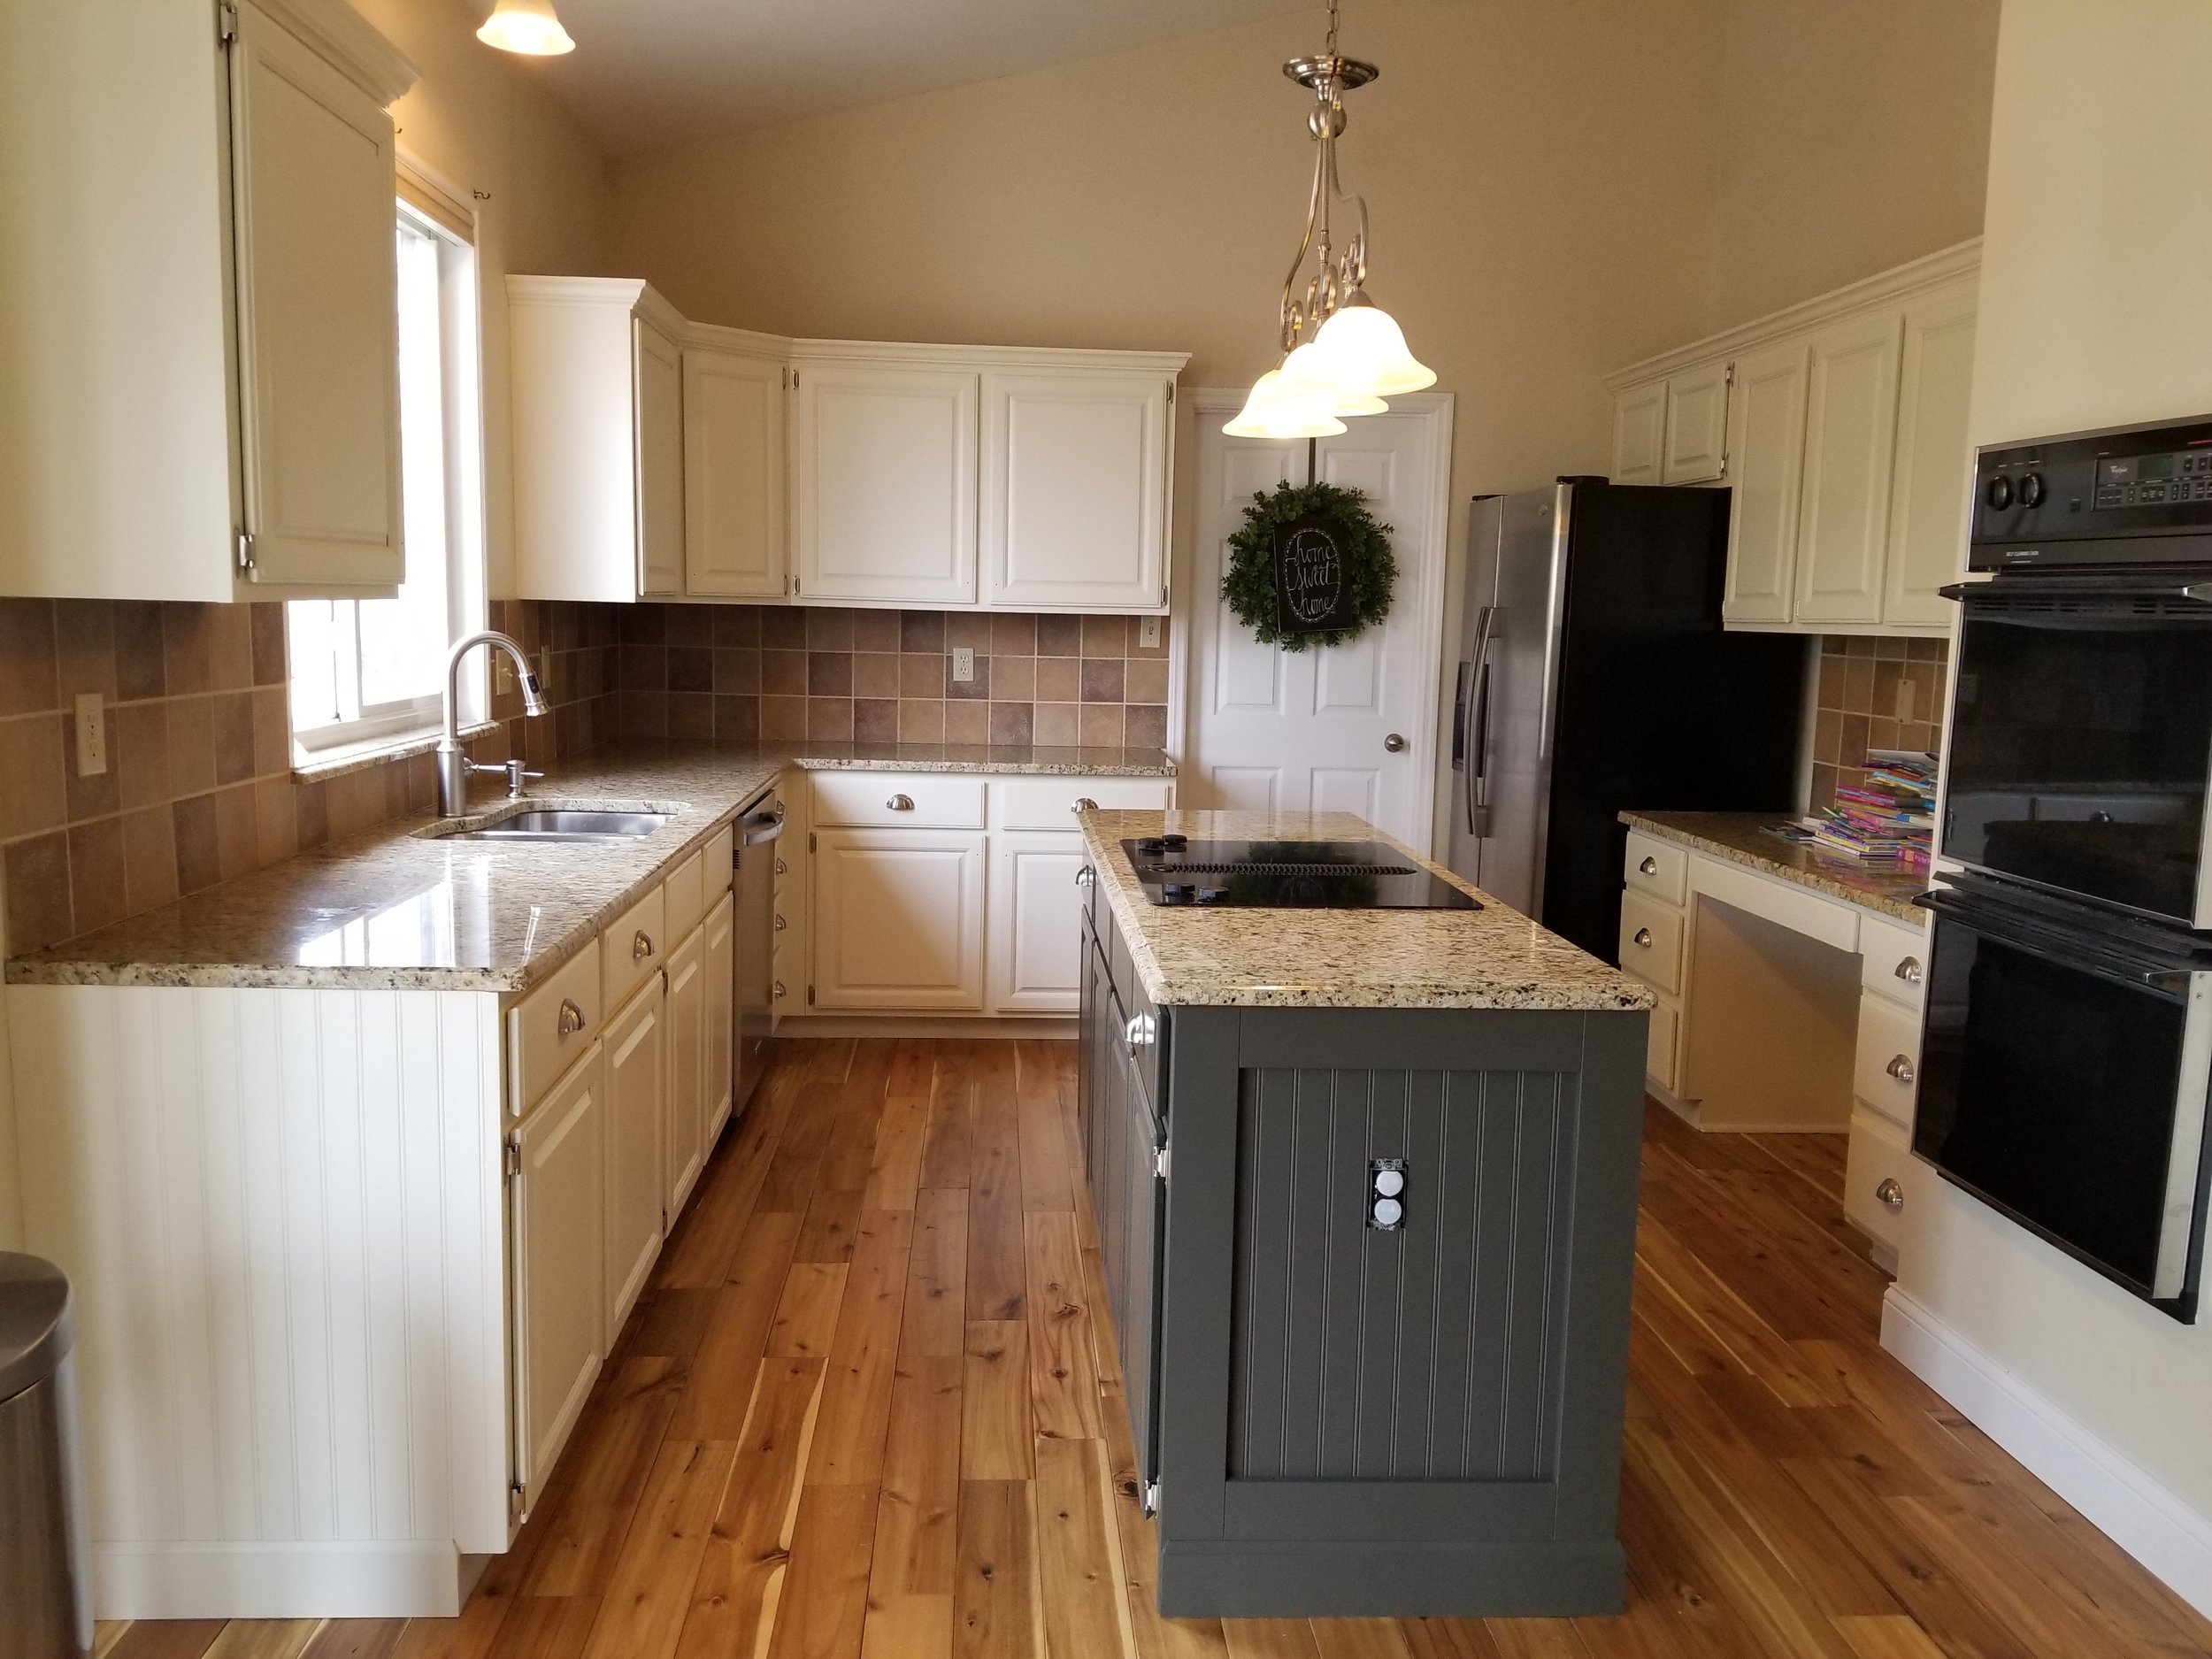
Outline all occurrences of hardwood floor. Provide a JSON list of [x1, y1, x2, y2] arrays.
[[100, 1038, 2212, 1659]]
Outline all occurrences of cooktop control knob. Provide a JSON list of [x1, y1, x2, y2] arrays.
[[1162, 833, 1189, 850], [1162, 882, 1190, 901], [1137, 837, 1167, 856], [1985, 473, 2014, 511], [1194, 886, 1226, 904], [2019, 471, 2047, 508]]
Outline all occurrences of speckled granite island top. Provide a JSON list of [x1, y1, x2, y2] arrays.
[[10, 741, 1173, 992], [1079, 809, 1653, 1011], [1619, 810, 1928, 924]]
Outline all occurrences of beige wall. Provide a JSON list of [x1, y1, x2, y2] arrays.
[[1897, 0, 2212, 1600], [1701, 0, 2000, 334]]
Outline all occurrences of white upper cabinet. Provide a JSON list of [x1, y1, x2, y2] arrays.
[[1608, 242, 1978, 637], [793, 359, 981, 605], [0, 0, 416, 601], [509, 278, 693, 603], [984, 372, 1172, 611], [685, 335, 789, 598]]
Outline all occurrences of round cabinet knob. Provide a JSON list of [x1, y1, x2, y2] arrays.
[[1639, 856, 1659, 876], [1373, 1168, 1406, 1198], [1985, 473, 2014, 511], [1383, 733, 1407, 753], [1072, 797, 1098, 814], [1895, 956, 1924, 985], [1372, 1197, 1404, 1228], [1886, 1054, 1916, 1085], [557, 998, 587, 1037], [887, 794, 915, 811], [1876, 1177, 1905, 1211], [1633, 927, 1655, 948], [633, 930, 656, 962], [2019, 471, 2047, 508]]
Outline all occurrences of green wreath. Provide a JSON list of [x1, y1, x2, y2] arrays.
[[1222, 479, 1397, 652]]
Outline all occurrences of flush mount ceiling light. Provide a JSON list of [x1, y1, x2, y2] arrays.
[[478, 0, 575, 56], [1225, 0, 1434, 439]]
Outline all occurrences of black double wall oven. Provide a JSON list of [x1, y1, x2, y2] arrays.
[[1922, 415, 2212, 1320]]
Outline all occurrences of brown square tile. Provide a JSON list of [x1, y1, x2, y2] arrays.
[[0, 713, 66, 839], [762, 649, 808, 696], [669, 692, 716, 740], [947, 657, 990, 701], [1080, 616, 1127, 658], [164, 604, 212, 695], [808, 651, 853, 696], [945, 611, 991, 651], [1035, 615, 1082, 657], [619, 690, 668, 739], [989, 614, 1037, 657], [1871, 661, 1905, 721], [296, 780, 328, 849], [714, 695, 760, 744], [1125, 658, 1169, 704], [1079, 660, 1125, 703], [853, 698, 900, 743], [852, 653, 900, 699], [1809, 762, 1839, 812], [114, 702, 171, 810], [53, 601, 116, 701], [211, 690, 256, 787], [1033, 702, 1079, 746], [991, 657, 1035, 703], [114, 603, 166, 702], [0, 600, 58, 715], [165, 697, 216, 799], [899, 611, 945, 653], [618, 607, 665, 646], [1840, 712, 1870, 766], [1844, 635, 1879, 659], [619, 645, 667, 691], [208, 604, 254, 690], [63, 708, 119, 822], [664, 605, 713, 649], [667, 647, 713, 694], [901, 653, 947, 699], [1874, 634, 1909, 662], [253, 778, 297, 867], [1813, 709, 1843, 766], [120, 804, 178, 912], [1843, 655, 1875, 708], [214, 783, 257, 879], [1035, 657, 1079, 703], [898, 699, 945, 743], [250, 604, 288, 686], [1124, 704, 1168, 749], [1869, 716, 1901, 751], [715, 648, 762, 695], [761, 608, 809, 651], [807, 696, 854, 741], [1907, 636, 1949, 664], [5, 830, 72, 951], [849, 609, 901, 653], [173, 793, 219, 895], [712, 605, 763, 649], [987, 703, 1033, 746], [1078, 703, 1126, 747], [805, 608, 855, 650], [761, 695, 807, 741], [252, 687, 289, 777], [1816, 655, 1846, 709], [1128, 618, 1170, 659], [942, 700, 987, 745], [1822, 635, 1852, 657]]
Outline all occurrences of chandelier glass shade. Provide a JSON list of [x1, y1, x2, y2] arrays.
[[1225, 0, 1432, 436], [478, 0, 576, 55]]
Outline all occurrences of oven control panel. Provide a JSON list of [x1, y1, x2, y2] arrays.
[[1971, 414, 2212, 569]]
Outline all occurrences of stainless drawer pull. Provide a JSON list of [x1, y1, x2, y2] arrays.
[[774, 914, 787, 932], [1886, 1054, 1915, 1085], [557, 999, 587, 1037], [775, 857, 787, 876], [1895, 956, 1924, 985], [1072, 797, 1098, 814], [1125, 1012, 1156, 1051], [1076, 865, 1095, 887], [1875, 1177, 1905, 1211], [887, 793, 916, 811], [633, 929, 656, 962], [1633, 927, 1654, 948], [1639, 856, 1659, 876]]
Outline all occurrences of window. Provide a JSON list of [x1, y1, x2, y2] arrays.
[[288, 196, 486, 757]]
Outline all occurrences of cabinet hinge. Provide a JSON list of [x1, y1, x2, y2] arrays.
[[1154, 1145, 1170, 1182], [1165, 383, 1174, 405], [790, 576, 801, 596], [1142, 1479, 1160, 1516], [791, 370, 799, 389], [503, 1137, 521, 1179], [808, 831, 817, 853], [806, 985, 816, 1006], [219, 2, 239, 44], [508, 1479, 527, 1519], [235, 531, 257, 575]]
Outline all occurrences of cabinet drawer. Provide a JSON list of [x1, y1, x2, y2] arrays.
[[1618, 890, 1686, 996], [1108, 922, 1161, 1110], [1645, 995, 1680, 1094], [664, 846, 708, 944], [1859, 912, 1929, 1009], [704, 821, 734, 897], [1623, 832, 1688, 907], [995, 776, 1172, 830], [602, 882, 669, 1012], [810, 771, 987, 828], [1844, 1107, 1914, 1255], [1853, 993, 1922, 1129], [510, 944, 603, 1115]]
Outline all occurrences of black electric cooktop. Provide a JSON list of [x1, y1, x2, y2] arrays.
[[1120, 837, 1479, 910]]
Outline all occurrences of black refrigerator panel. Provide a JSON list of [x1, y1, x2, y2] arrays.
[[1539, 484, 1807, 963]]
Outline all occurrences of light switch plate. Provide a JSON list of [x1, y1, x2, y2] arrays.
[[73, 692, 106, 777], [951, 647, 975, 683], [1139, 616, 1162, 649]]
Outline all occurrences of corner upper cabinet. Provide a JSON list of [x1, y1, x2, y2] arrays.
[[792, 359, 981, 605], [1609, 382, 1665, 485], [0, 0, 416, 601], [509, 277, 692, 602], [983, 371, 1172, 611], [1609, 365, 1727, 488], [684, 332, 789, 598]]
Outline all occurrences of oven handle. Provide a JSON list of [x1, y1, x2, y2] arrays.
[[1916, 887, 2199, 1000]]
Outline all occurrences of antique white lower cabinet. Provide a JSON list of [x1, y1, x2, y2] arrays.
[[810, 829, 989, 1010]]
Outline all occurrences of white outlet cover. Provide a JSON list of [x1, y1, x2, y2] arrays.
[[951, 646, 975, 682], [74, 691, 107, 776], [1139, 616, 1162, 649]]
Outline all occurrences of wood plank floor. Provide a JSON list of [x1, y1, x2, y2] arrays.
[[100, 1038, 2212, 1659]]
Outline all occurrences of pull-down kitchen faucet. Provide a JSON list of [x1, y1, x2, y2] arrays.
[[435, 630, 549, 817]]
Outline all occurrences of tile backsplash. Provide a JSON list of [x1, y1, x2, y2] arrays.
[[1808, 634, 1949, 812]]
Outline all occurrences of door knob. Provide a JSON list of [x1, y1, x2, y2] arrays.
[[1383, 733, 1407, 753]]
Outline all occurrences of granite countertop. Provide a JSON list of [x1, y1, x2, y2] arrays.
[[1079, 809, 1654, 1012], [10, 741, 1174, 992], [1618, 810, 1928, 924]]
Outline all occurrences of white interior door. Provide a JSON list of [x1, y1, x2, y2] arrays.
[[1185, 396, 1452, 851]]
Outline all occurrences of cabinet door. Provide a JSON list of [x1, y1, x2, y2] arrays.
[[664, 924, 707, 1220], [982, 372, 1169, 611], [812, 829, 987, 1010], [1662, 362, 1730, 485], [1883, 280, 1978, 629], [703, 890, 736, 1143], [1721, 340, 1810, 626], [990, 833, 1090, 1013], [685, 347, 787, 597], [1793, 311, 1903, 626], [509, 1042, 606, 1517], [1116, 1045, 1164, 1490], [635, 319, 686, 596], [603, 977, 665, 1334], [793, 363, 979, 603], [1609, 382, 1665, 485], [229, 0, 402, 588]]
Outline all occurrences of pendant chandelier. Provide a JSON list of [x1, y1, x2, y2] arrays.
[[1225, 0, 1433, 440]]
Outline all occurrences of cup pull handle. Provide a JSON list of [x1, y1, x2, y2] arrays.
[[1073, 797, 1098, 814], [1876, 1177, 1905, 1211], [1633, 927, 1654, 948], [1895, 956, 1924, 985], [1886, 1055, 1916, 1085], [557, 999, 587, 1037], [887, 794, 916, 811], [633, 930, 656, 962], [1639, 856, 1659, 876]]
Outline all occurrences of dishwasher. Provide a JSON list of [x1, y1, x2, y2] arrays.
[[732, 786, 784, 1114]]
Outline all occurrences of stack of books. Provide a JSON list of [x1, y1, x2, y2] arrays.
[[1801, 749, 1938, 867]]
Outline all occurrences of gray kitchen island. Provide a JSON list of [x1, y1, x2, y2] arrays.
[[1074, 809, 1654, 1618]]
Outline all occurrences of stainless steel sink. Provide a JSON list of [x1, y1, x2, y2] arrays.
[[449, 809, 672, 841]]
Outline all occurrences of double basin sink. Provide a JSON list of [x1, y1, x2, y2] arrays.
[[419, 804, 676, 844]]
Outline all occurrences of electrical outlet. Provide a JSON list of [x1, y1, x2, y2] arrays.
[[1139, 616, 1162, 649], [1894, 677, 1916, 724], [73, 692, 106, 777], [951, 646, 975, 683]]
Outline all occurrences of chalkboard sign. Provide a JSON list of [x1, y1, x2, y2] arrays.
[[1271, 512, 1358, 635]]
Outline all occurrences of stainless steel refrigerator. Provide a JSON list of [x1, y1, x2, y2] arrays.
[[1445, 480, 1806, 964]]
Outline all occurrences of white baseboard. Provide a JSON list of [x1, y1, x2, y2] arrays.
[[94, 1540, 465, 1619], [774, 1014, 1076, 1040], [1647, 1084, 1847, 1137], [1881, 1286, 2212, 1620]]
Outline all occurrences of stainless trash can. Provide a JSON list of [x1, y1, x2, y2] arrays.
[[0, 1254, 91, 1659]]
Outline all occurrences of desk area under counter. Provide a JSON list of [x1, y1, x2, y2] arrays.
[[1616, 810, 1931, 1268]]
